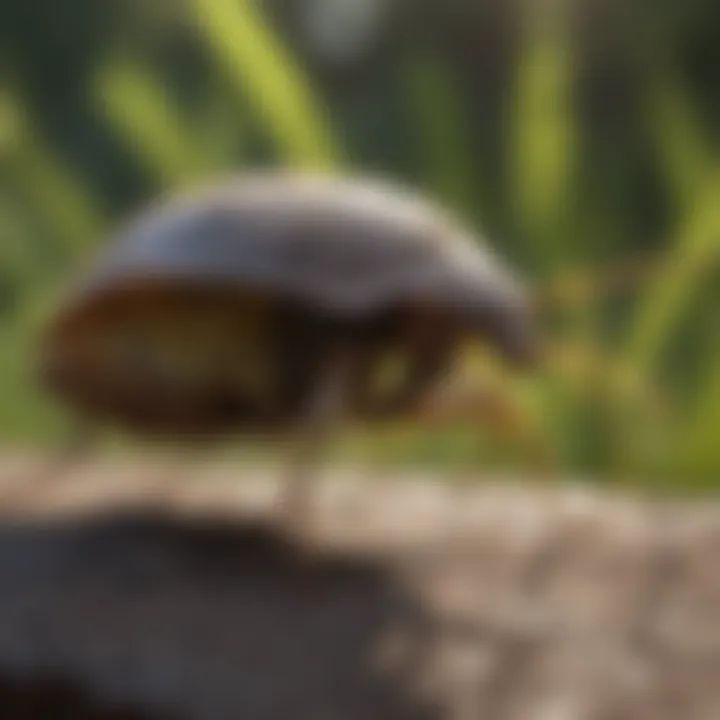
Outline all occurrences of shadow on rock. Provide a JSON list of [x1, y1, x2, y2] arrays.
[[0, 511, 442, 720]]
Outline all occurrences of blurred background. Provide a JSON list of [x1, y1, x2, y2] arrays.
[[0, 0, 718, 488]]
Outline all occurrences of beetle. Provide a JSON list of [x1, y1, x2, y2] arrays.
[[36, 172, 538, 539]]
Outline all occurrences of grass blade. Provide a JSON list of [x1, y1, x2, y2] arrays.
[[96, 60, 209, 187], [508, 0, 577, 270], [627, 172, 720, 377], [189, 0, 342, 169], [2, 104, 104, 268], [402, 52, 478, 223]]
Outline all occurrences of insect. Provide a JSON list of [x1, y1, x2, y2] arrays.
[[36, 172, 538, 540]]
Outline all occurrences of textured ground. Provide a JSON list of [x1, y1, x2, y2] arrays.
[[0, 453, 718, 719]]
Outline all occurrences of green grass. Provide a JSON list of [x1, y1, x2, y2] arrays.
[[1, 2, 719, 491]]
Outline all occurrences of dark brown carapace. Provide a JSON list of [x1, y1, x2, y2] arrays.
[[40, 280, 468, 438]]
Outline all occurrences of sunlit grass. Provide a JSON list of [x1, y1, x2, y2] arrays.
[[627, 175, 720, 378], [189, 0, 342, 169], [677, 338, 720, 482], [96, 60, 210, 187], [1, 3, 719, 488], [509, 0, 577, 271]]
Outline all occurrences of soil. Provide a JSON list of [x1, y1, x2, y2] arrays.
[[0, 453, 718, 719]]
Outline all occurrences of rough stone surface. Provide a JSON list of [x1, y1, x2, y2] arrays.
[[0, 454, 718, 719]]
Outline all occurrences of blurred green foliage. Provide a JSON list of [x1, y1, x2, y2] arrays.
[[0, 0, 718, 488]]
